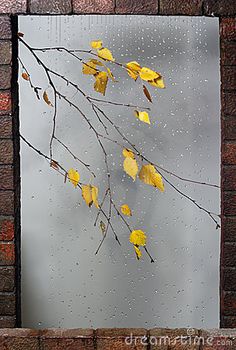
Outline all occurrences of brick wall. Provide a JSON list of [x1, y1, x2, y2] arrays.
[[0, 0, 235, 337]]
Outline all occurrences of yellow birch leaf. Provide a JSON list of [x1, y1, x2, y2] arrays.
[[149, 76, 165, 89], [126, 61, 141, 81], [139, 164, 164, 192], [91, 185, 99, 208], [43, 91, 53, 107], [134, 245, 142, 259], [97, 48, 115, 61], [68, 168, 80, 188], [143, 84, 152, 102], [82, 60, 98, 75], [122, 148, 135, 159], [134, 110, 150, 125], [22, 72, 30, 81], [130, 230, 146, 246], [90, 59, 104, 66], [123, 157, 138, 181], [139, 67, 160, 81], [91, 40, 103, 49], [94, 71, 108, 96], [121, 204, 132, 216], [82, 185, 93, 207]]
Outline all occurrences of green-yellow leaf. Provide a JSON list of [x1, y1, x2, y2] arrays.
[[126, 61, 141, 81], [134, 110, 150, 125], [139, 164, 164, 192], [134, 245, 142, 259], [94, 71, 108, 96], [100, 220, 106, 235], [97, 48, 115, 62], [149, 76, 165, 89], [68, 168, 80, 188], [91, 185, 99, 208], [123, 157, 138, 181], [82, 60, 98, 75], [139, 67, 160, 82], [121, 204, 132, 216], [91, 40, 103, 49], [122, 148, 135, 159], [130, 230, 146, 246], [82, 184, 99, 208]]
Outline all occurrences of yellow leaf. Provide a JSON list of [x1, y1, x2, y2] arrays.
[[139, 164, 164, 192], [130, 230, 146, 246], [149, 76, 165, 89], [134, 245, 142, 260], [90, 59, 104, 66], [143, 84, 152, 102], [106, 67, 116, 82], [68, 168, 80, 188], [134, 110, 150, 125], [22, 72, 29, 81], [82, 60, 98, 75], [97, 48, 115, 62], [123, 157, 138, 181], [43, 91, 53, 107], [122, 148, 135, 159], [121, 204, 132, 216], [82, 185, 93, 207], [94, 71, 108, 96], [91, 40, 103, 49], [91, 185, 99, 208], [139, 67, 160, 81], [126, 61, 141, 81], [82, 184, 99, 208]]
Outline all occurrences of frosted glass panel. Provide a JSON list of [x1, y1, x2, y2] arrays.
[[19, 16, 220, 329]]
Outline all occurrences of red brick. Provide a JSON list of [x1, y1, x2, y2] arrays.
[[41, 329, 94, 350], [0, 191, 14, 216], [0, 267, 14, 291], [220, 18, 236, 41], [201, 329, 236, 349], [221, 67, 236, 91], [0, 329, 39, 349], [0, 242, 15, 265], [0, 166, 14, 191], [204, 0, 236, 16], [0, 92, 11, 115], [222, 142, 236, 164], [223, 117, 236, 140], [97, 328, 147, 350], [73, 0, 114, 13], [30, 0, 72, 14], [221, 42, 236, 66], [223, 243, 236, 267], [0, 116, 12, 138], [0, 0, 27, 14], [115, 0, 157, 14], [0, 217, 14, 240], [149, 328, 200, 349], [224, 217, 236, 242], [0, 316, 15, 328], [0, 42, 11, 65], [222, 166, 236, 190], [222, 316, 236, 328], [160, 0, 202, 15], [223, 291, 236, 316], [0, 294, 15, 315], [0, 66, 11, 90], [0, 16, 11, 40], [223, 268, 236, 291], [0, 140, 13, 164], [223, 192, 236, 216]]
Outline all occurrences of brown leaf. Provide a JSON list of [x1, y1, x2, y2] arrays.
[[17, 32, 24, 37], [143, 85, 152, 103], [64, 172, 68, 183], [50, 160, 59, 170], [22, 72, 29, 81], [43, 91, 53, 107]]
